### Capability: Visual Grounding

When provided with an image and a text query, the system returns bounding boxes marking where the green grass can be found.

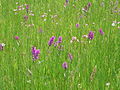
[0,0,120,90]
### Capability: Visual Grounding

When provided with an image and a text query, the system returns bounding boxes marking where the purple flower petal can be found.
[48,36,55,46]
[32,47,40,61]
[58,36,62,43]
[62,62,68,69]
[88,31,94,40]
[14,36,19,40]
[99,28,104,35]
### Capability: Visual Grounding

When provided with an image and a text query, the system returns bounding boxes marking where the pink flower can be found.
[58,36,62,43]
[62,62,68,69]
[24,15,28,21]
[88,2,92,7]
[76,24,80,28]
[32,47,40,60]
[72,37,77,41]
[14,36,19,40]
[99,28,104,35]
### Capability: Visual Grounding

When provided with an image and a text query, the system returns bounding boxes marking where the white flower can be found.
[70,40,73,43]
[112,23,116,26]
[22,8,25,10]
[72,36,77,41]
[16,2,19,4]
[85,24,88,26]
[44,19,46,21]
[82,8,87,12]
[51,15,57,18]
[82,35,88,38]
[13,9,17,11]
[41,14,46,18]
[1,43,5,46]
[29,13,34,16]
[106,82,110,86]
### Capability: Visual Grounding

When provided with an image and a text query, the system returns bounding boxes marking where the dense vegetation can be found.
[0,0,120,89]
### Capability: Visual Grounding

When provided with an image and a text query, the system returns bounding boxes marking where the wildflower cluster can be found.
[13,3,34,27]
[32,47,40,61]
[70,36,79,43]
[88,31,94,40]
[48,36,63,47]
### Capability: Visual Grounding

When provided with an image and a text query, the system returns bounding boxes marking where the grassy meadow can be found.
[0,0,120,89]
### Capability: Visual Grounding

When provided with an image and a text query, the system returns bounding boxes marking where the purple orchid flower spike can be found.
[34,50,40,59]
[58,36,62,43]
[88,31,94,40]
[88,2,92,7]
[32,46,40,61]
[76,24,80,28]
[99,28,104,35]
[54,36,62,47]
[62,62,68,69]
[26,5,29,13]
[48,36,55,46]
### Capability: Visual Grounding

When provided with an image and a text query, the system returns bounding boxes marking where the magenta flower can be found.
[62,62,68,69]
[54,36,63,47]
[88,31,94,40]
[26,5,29,13]
[18,6,21,9]
[88,2,92,7]
[48,36,55,46]
[14,36,19,40]
[24,15,28,21]
[58,36,62,43]
[99,28,104,35]
[32,47,40,60]
[76,24,80,28]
